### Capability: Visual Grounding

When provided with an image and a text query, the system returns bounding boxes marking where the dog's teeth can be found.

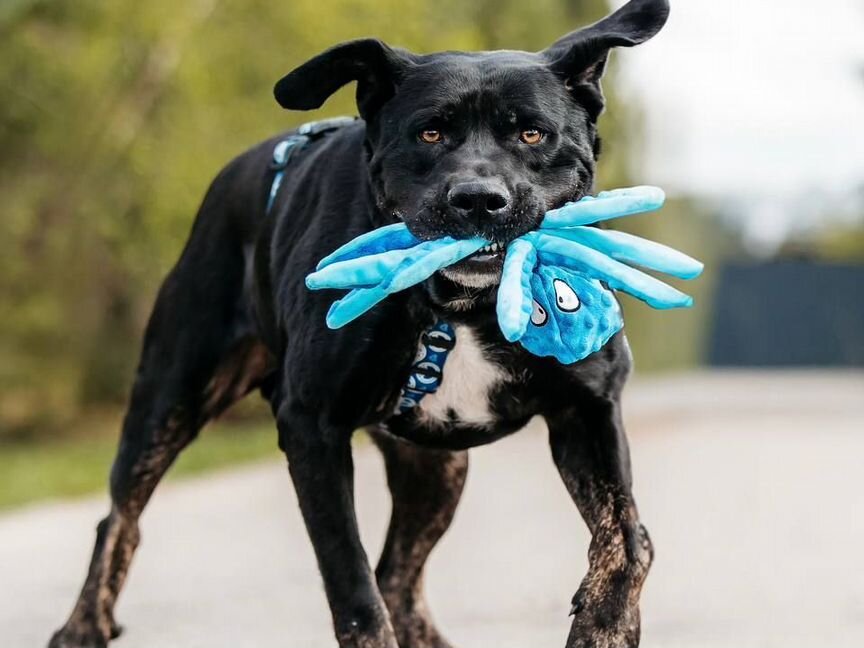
[476,242,503,256]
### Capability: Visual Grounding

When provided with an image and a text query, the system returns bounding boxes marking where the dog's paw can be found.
[565,589,641,648]
[565,614,640,648]
[47,619,121,648]
[47,627,108,648]
[394,621,456,648]
[386,602,455,648]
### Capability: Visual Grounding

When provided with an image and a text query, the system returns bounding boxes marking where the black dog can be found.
[50,1,669,646]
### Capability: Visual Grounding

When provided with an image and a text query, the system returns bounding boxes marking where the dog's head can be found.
[275,0,669,288]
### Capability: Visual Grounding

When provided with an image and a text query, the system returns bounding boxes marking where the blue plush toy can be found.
[306,186,703,365]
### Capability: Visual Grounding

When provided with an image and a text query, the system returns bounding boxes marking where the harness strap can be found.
[266,116,357,214]
[396,320,456,414]
[265,116,455,416]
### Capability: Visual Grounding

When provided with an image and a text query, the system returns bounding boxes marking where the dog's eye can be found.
[519,129,544,145]
[419,129,442,144]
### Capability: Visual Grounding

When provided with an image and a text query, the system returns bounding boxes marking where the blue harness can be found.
[265,117,454,415]
[266,116,357,212]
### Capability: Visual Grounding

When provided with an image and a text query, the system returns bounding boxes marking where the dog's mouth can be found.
[404,193,550,288]
[468,241,505,263]
[436,240,507,289]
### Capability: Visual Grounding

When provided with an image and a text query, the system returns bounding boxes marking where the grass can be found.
[0,418,280,510]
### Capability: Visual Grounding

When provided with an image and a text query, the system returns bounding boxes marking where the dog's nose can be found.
[447,181,510,220]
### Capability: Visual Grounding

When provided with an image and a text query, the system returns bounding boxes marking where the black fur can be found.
[49,2,670,647]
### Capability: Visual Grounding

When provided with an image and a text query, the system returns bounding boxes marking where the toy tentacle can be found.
[385,237,487,292]
[307,248,411,290]
[320,236,487,328]
[496,239,537,342]
[543,227,704,279]
[307,242,437,290]
[315,222,421,270]
[325,285,390,329]
[528,232,693,309]
[540,185,665,229]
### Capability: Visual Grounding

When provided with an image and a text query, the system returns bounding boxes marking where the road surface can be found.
[2,371,863,647]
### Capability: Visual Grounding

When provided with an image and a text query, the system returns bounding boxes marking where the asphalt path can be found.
[2,371,863,648]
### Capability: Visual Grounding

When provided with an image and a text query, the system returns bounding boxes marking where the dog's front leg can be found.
[546,397,653,648]
[278,402,397,648]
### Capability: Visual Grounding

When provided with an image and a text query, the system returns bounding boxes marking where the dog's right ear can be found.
[274,38,412,119]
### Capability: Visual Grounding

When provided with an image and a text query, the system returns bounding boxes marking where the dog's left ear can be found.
[542,0,670,119]
[274,38,413,119]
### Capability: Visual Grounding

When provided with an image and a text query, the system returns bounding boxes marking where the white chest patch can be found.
[416,325,507,427]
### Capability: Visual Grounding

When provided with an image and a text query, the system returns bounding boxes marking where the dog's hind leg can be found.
[49,329,271,648]
[49,340,270,648]
[371,428,468,648]
[49,188,273,648]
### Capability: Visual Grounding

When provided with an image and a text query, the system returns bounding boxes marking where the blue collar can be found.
[266,118,454,415]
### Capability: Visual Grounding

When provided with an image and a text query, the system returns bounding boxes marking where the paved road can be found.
[2,371,863,648]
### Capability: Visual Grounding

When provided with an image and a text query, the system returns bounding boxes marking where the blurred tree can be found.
[808,224,864,261]
[0,0,638,437]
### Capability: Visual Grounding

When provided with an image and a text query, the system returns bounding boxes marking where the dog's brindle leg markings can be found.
[49,185,273,648]
[278,404,399,648]
[372,428,468,648]
[49,415,190,648]
[49,337,271,648]
[547,397,653,648]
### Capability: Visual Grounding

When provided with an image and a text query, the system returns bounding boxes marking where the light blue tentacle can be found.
[320,236,487,328]
[540,186,665,229]
[543,227,704,279]
[307,242,434,290]
[496,239,537,342]
[325,286,390,329]
[385,237,487,291]
[315,222,421,270]
[527,232,694,309]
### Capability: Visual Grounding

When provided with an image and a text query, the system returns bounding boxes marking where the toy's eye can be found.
[553,279,581,312]
[519,129,544,145]
[419,129,442,143]
[530,300,548,326]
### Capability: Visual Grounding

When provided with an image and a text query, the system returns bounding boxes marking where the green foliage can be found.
[0,0,635,437]
[0,417,279,509]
